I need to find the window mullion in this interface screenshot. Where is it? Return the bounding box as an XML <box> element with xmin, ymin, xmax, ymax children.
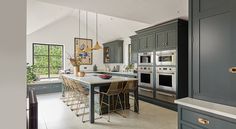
<box><xmin>48</xmin><ymin>45</ymin><xmax>50</xmax><ymax>78</ymax></box>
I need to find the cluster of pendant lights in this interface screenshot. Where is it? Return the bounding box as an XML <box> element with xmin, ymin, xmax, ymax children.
<box><xmin>77</xmin><ymin>10</ymin><xmax>102</xmax><ymax>53</ymax></box>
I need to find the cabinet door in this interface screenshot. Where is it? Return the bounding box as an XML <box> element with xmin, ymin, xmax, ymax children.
<box><xmin>166</xmin><ymin>29</ymin><xmax>177</xmax><ymax>48</ymax></box>
<box><xmin>191</xmin><ymin>0</ymin><xmax>236</xmax><ymax>106</ymax></box>
<box><xmin>115</xmin><ymin>42</ymin><xmax>123</xmax><ymax>63</ymax></box>
<box><xmin>131</xmin><ymin>38</ymin><xmax>139</xmax><ymax>63</ymax></box>
<box><xmin>181</xmin><ymin>124</ymin><xmax>204</xmax><ymax>129</ymax></box>
<box><xmin>156</xmin><ymin>31</ymin><xmax>167</xmax><ymax>49</ymax></box>
<box><xmin>146</xmin><ymin>34</ymin><xmax>155</xmax><ymax>51</ymax></box>
<box><xmin>139</xmin><ymin>36</ymin><xmax>147</xmax><ymax>52</ymax></box>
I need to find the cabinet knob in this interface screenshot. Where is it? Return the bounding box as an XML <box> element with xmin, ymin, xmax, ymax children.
<box><xmin>229</xmin><ymin>67</ymin><xmax>236</xmax><ymax>73</ymax></box>
<box><xmin>198</xmin><ymin>118</ymin><xmax>209</xmax><ymax>125</ymax></box>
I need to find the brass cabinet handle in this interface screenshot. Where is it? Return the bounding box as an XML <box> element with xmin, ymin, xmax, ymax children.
<box><xmin>198</xmin><ymin>118</ymin><xmax>209</xmax><ymax>125</ymax></box>
<box><xmin>229</xmin><ymin>67</ymin><xmax>236</xmax><ymax>73</ymax></box>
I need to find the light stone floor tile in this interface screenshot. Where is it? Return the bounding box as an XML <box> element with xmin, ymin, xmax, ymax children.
<box><xmin>37</xmin><ymin>93</ymin><xmax>178</xmax><ymax>129</ymax></box>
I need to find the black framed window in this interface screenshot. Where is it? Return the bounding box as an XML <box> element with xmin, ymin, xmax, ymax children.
<box><xmin>33</xmin><ymin>43</ymin><xmax>64</xmax><ymax>78</ymax></box>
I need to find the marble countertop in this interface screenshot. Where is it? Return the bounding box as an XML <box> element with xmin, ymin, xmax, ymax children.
<box><xmin>62</xmin><ymin>73</ymin><xmax>138</xmax><ymax>85</ymax></box>
<box><xmin>175</xmin><ymin>97</ymin><xmax>236</xmax><ymax>120</ymax></box>
<box><xmin>84</xmin><ymin>70</ymin><xmax>138</xmax><ymax>76</ymax></box>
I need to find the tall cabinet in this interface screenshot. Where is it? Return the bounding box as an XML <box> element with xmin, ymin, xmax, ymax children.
<box><xmin>177</xmin><ymin>0</ymin><xmax>236</xmax><ymax>129</ymax></box>
<box><xmin>190</xmin><ymin>0</ymin><xmax>236</xmax><ymax>107</ymax></box>
<box><xmin>130</xmin><ymin>19</ymin><xmax>189</xmax><ymax>110</ymax></box>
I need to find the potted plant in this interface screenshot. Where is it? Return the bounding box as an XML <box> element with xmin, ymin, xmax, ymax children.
<box><xmin>27</xmin><ymin>63</ymin><xmax>37</xmax><ymax>83</ymax></box>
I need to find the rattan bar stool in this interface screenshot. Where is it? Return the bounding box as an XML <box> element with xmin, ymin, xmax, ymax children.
<box><xmin>61</xmin><ymin>76</ymin><xmax>73</xmax><ymax>102</ymax></box>
<box><xmin>99</xmin><ymin>81</ymin><xmax>125</xmax><ymax>122</ymax></box>
<box><xmin>65</xmin><ymin>78</ymin><xmax>81</xmax><ymax>107</ymax></box>
<box><xmin>122</xmin><ymin>81</ymin><xmax>139</xmax><ymax>116</ymax></box>
<box><xmin>72</xmin><ymin>80</ymin><xmax>99</xmax><ymax>123</ymax></box>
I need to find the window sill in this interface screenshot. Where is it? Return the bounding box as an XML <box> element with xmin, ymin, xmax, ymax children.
<box><xmin>27</xmin><ymin>78</ymin><xmax>62</xmax><ymax>86</ymax></box>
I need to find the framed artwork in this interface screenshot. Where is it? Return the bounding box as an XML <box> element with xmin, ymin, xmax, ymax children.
<box><xmin>74</xmin><ymin>38</ymin><xmax>93</xmax><ymax>65</ymax></box>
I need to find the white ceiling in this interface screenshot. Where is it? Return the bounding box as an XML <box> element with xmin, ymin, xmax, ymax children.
<box><xmin>37</xmin><ymin>0</ymin><xmax>188</xmax><ymax>24</ymax></box>
<box><xmin>27</xmin><ymin>0</ymin><xmax>74</xmax><ymax>34</ymax></box>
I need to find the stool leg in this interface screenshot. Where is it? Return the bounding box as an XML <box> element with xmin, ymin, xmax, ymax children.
<box><xmin>108</xmin><ymin>95</ymin><xmax>110</xmax><ymax>122</ymax></box>
<box><xmin>117</xmin><ymin>94</ymin><xmax>125</xmax><ymax>117</ymax></box>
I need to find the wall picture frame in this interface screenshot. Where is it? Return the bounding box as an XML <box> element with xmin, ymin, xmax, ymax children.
<box><xmin>74</xmin><ymin>38</ymin><xmax>93</xmax><ymax>65</ymax></box>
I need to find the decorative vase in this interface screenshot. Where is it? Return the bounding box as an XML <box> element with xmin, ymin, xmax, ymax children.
<box><xmin>74</xmin><ymin>65</ymin><xmax>85</xmax><ymax>77</ymax></box>
<box><xmin>74</xmin><ymin>65</ymin><xmax>80</xmax><ymax>77</ymax></box>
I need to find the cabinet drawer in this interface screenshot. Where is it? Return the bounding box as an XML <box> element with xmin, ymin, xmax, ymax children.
<box><xmin>156</xmin><ymin>91</ymin><xmax>176</xmax><ymax>103</ymax></box>
<box><xmin>181</xmin><ymin>108</ymin><xmax>236</xmax><ymax>129</ymax></box>
<box><xmin>139</xmin><ymin>87</ymin><xmax>153</xmax><ymax>98</ymax></box>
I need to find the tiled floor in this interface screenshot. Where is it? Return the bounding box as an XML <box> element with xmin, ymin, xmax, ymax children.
<box><xmin>37</xmin><ymin>93</ymin><xmax>177</xmax><ymax>129</ymax></box>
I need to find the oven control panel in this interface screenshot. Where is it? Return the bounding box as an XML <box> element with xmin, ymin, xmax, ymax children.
<box><xmin>156</xmin><ymin>67</ymin><xmax>176</xmax><ymax>73</ymax></box>
<box><xmin>138</xmin><ymin>67</ymin><xmax>153</xmax><ymax>72</ymax></box>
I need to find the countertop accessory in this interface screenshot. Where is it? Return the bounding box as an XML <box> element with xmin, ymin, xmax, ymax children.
<box><xmin>98</xmin><ymin>74</ymin><xmax>112</xmax><ymax>79</ymax></box>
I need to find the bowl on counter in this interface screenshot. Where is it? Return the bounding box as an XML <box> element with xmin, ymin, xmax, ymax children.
<box><xmin>98</xmin><ymin>74</ymin><xmax>112</xmax><ymax>79</ymax></box>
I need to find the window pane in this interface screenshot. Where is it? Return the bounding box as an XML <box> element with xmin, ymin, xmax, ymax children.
<box><xmin>50</xmin><ymin>67</ymin><xmax>60</xmax><ymax>78</ymax></box>
<box><xmin>34</xmin><ymin>44</ymin><xmax>48</xmax><ymax>55</ymax></box>
<box><xmin>34</xmin><ymin>67</ymin><xmax>48</xmax><ymax>78</ymax></box>
<box><xmin>50</xmin><ymin>56</ymin><xmax>62</xmax><ymax>68</ymax></box>
<box><xmin>50</xmin><ymin>45</ymin><xmax>62</xmax><ymax>55</ymax></box>
<box><xmin>34</xmin><ymin>56</ymin><xmax>48</xmax><ymax>67</ymax></box>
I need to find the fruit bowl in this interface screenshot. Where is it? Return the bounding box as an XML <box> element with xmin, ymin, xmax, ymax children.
<box><xmin>98</xmin><ymin>74</ymin><xmax>112</xmax><ymax>79</ymax></box>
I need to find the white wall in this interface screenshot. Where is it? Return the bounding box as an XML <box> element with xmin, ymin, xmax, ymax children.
<box><xmin>27</xmin><ymin>11</ymin><xmax>148</xmax><ymax>72</ymax></box>
<box><xmin>0</xmin><ymin>0</ymin><xmax>26</xmax><ymax>129</ymax></box>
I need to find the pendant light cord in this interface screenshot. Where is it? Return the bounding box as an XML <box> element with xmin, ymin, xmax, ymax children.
<box><xmin>78</xmin><ymin>10</ymin><xmax>80</xmax><ymax>38</ymax></box>
<box><xmin>96</xmin><ymin>13</ymin><xmax>98</xmax><ymax>42</ymax></box>
<box><xmin>86</xmin><ymin>11</ymin><xmax>88</xmax><ymax>40</ymax></box>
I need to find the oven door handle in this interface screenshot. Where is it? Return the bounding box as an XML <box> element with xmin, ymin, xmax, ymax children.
<box><xmin>138</xmin><ymin>71</ymin><xmax>153</xmax><ymax>73</ymax></box>
<box><xmin>140</xmin><ymin>88</ymin><xmax>153</xmax><ymax>92</ymax></box>
<box><xmin>157</xmin><ymin>72</ymin><xmax>175</xmax><ymax>74</ymax></box>
<box><xmin>158</xmin><ymin>91</ymin><xmax>175</xmax><ymax>97</ymax></box>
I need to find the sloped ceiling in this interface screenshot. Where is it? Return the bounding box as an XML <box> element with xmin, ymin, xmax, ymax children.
<box><xmin>27</xmin><ymin>0</ymin><xmax>73</xmax><ymax>34</ymax></box>
<box><xmin>27</xmin><ymin>0</ymin><xmax>188</xmax><ymax>41</ymax></box>
<box><xmin>27</xmin><ymin>0</ymin><xmax>149</xmax><ymax>40</ymax></box>
<box><xmin>37</xmin><ymin>0</ymin><xmax>188</xmax><ymax>24</ymax></box>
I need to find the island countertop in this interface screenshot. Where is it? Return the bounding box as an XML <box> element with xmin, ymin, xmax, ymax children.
<box><xmin>62</xmin><ymin>73</ymin><xmax>138</xmax><ymax>85</ymax></box>
<box><xmin>83</xmin><ymin>71</ymin><xmax>138</xmax><ymax>77</ymax></box>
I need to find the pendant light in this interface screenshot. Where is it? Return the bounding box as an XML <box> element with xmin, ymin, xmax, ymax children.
<box><xmin>76</xmin><ymin>10</ymin><xmax>83</xmax><ymax>53</ymax></box>
<box><xmin>84</xmin><ymin>11</ymin><xmax>92</xmax><ymax>52</ymax></box>
<box><xmin>92</xmin><ymin>13</ymin><xmax>102</xmax><ymax>50</ymax></box>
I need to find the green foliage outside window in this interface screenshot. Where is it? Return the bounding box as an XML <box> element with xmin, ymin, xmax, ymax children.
<box><xmin>27</xmin><ymin>63</ymin><xmax>37</xmax><ymax>83</ymax></box>
<box><xmin>33</xmin><ymin>44</ymin><xmax>63</xmax><ymax>78</ymax></box>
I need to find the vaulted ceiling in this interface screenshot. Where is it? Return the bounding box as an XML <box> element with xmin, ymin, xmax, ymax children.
<box><xmin>37</xmin><ymin>0</ymin><xmax>188</xmax><ymax>24</ymax></box>
<box><xmin>27</xmin><ymin>0</ymin><xmax>188</xmax><ymax>40</ymax></box>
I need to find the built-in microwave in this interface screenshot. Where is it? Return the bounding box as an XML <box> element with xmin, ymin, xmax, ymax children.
<box><xmin>156</xmin><ymin>50</ymin><xmax>176</xmax><ymax>66</ymax></box>
<box><xmin>138</xmin><ymin>52</ymin><xmax>154</xmax><ymax>65</ymax></box>
<box><xmin>156</xmin><ymin>66</ymin><xmax>176</xmax><ymax>92</ymax></box>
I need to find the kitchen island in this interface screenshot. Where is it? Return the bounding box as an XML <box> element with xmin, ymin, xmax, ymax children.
<box><xmin>62</xmin><ymin>73</ymin><xmax>139</xmax><ymax>123</ymax></box>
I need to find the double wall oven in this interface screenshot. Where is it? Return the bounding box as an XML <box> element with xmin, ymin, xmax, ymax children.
<box><xmin>155</xmin><ymin>49</ymin><xmax>177</xmax><ymax>103</ymax></box>
<box><xmin>156</xmin><ymin>66</ymin><xmax>176</xmax><ymax>92</ymax></box>
<box><xmin>138</xmin><ymin>66</ymin><xmax>154</xmax><ymax>98</ymax></box>
<box><xmin>138</xmin><ymin>66</ymin><xmax>153</xmax><ymax>87</ymax></box>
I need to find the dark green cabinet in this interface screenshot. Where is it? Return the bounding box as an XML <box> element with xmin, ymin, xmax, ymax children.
<box><xmin>130</xmin><ymin>35</ymin><xmax>139</xmax><ymax>63</ymax></box>
<box><xmin>103</xmin><ymin>40</ymin><xmax>123</xmax><ymax>63</ymax></box>
<box><xmin>190</xmin><ymin>0</ymin><xmax>236</xmax><ymax>106</ymax></box>
<box><xmin>156</xmin><ymin>29</ymin><xmax>177</xmax><ymax>49</ymax></box>
<box><xmin>178</xmin><ymin>106</ymin><xmax>236</xmax><ymax>129</ymax></box>
<box><xmin>181</xmin><ymin>124</ymin><xmax>203</xmax><ymax>129</ymax></box>
<box><xmin>177</xmin><ymin>1</ymin><xmax>236</xmax><ymax>129</ymax></box>
<box><xmin>138</xmin><ymin>33</ymin><xmax>155</xmax><ymax>52</ymax></box>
